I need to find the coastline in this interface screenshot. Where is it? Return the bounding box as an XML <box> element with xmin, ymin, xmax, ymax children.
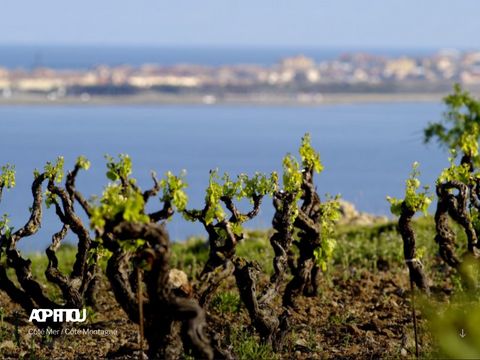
<box><xmin>0</xmin><ymin>92</ymin><xmax>449</xmax><ymax>106</ymax></box>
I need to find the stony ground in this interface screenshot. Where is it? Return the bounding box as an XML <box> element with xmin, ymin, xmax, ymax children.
<box><xmin>0</xmin><ymin>217</ymin><xmax>461</xmax><ymax>359</ymax></box>
<box><xmin>0</xmin><ymin>265</ymin><xmax>433</xmax><ymax>359</ymax></box>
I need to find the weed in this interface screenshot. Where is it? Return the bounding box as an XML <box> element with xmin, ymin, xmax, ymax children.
<box><xmin>211</xmin><ymin>291</ymin><xmax>241</xmax><ymax>314</ymax></box>
<box><xmin>229</xmin><ymin>327</ymin><xmax>277</xmax><ymax>360</ymax></box>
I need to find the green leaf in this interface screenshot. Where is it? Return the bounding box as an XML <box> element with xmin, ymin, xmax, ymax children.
<box><xmin>44</xmin><ymin>156</ymin><xmax>64</xmax><ymax>183</ymax></box>
<box><xmin>282</xmin><ymin>154</ymin><xmax>302</xmax><ymax>194</ymax></box>
<box><xmin>0</xmin><ymin>213</ymin><xmax>12</xmax><ymax>239</ymax></box>
<box><xmin>106</xmin><ymin>170</ymin><xmax>118</xmax><ymax>181</ymax></box>
<box><xmin>425</xmin><ymin>84</ymin><xmax>480</xmax><ymax>161</ymax></box>
<box><xmin>299</xmin><ymin>133</ymin><xmax>324</xmax><ymax>173</ymax></box>
<box><xmin>387</xmin><ymin>162</ymin><xmax>432</xmax><ymax>216</ymax></box>
<box><xmin>160</xmin><ymin>170</ymin><xmax>189</xmax><ymax>211</ymax></box>
<box><xmin>76</xmin><ymin>155</ymin><xmax>91</xmax><ymax>170</ymax></box>
<box><xmin>438</xmin><ymin>152</ymin><xmax>473</xmax><ymax>185</ymax></box>
<box><xmin>0</xmin><ymin>164</ymin><xmax>16</xmax><ymax>189</ymax></box>
<box><xmin>105</xmin><ymin>154</ymin><xmax>132</xmax><ymax>181</ymax></box>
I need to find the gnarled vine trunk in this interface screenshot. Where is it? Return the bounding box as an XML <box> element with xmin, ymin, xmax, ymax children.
<box><xmin>284</xmin><ymin>169</ymin><xmax>322</xmax><ymax>307</ymax></box>
<box><xmin>398</xmin><ymin>203</ymin><xmax>430</xmax><ymax>293</ymax></box>
<box><xmin>0</xmin><ymin>166</ymin><xmax>97</xmax><ymax>330</ymax></box>
<box><xmin>101</xmin><ymin>221</ymin><xmax>213</xmax><ymax>360</ymax></box>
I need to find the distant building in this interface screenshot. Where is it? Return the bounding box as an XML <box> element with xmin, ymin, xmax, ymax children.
<box><xmin>280</xmin><ymin>55</ymin><xmax>316</xmax><ymax>70</ymax></box>
<box><xmin>383</xmin><ymin>57</ymin><xmax>417</xmax><ymax>80</ymax></box>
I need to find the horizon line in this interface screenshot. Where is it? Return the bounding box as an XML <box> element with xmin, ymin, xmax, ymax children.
<box><xmin>0</xmin><ymin>42</ymin><xmax>474</xmax><ymax>51</ymax></box>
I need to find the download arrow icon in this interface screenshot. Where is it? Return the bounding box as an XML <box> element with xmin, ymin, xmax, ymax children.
<box><xmin>460</xmin><ymin>329</ymin><xmax>466</xmax><ymax>338</ymax></box>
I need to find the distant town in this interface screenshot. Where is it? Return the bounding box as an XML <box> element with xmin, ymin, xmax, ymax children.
<box><xmin>2</xmin><ymin>50</ymin><xmax>480</xmax><ymax>105</ymax></box>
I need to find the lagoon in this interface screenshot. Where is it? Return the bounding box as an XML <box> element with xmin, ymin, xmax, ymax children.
<box><xmin>0</xmin><ymin>103</ymin><xmax>446</xmax><ymax>251</ymax></box>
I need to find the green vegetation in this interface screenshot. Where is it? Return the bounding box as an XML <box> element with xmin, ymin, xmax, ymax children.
<box><xmin>0</xmin><ymin>132</ymin><xmax>350</xmax><ymax>358</ymax></box>
<box><xmin>392</xmin><ymin>84</ymin><xmax>480</xmax><ymax>358</ymax></box>
<box><xmin>387</xmin><ymin>162</ymin><xmax>432</xmax><ymax>216</ymax></box>
<box><xmin>5</xmin><ymin>86</ymin><xmax>480</xmax><ymax>358</ymax></box>
<box><xmin>15</xmin><ymin>216</ymin><xmax>440</xmax><ymax>358</ymax></box>
<box><xmin>28</xmin><ymin>221</ymin><xmax>421</xmax><ymax>293</ymax></box>
<box><xmin>4</xmin><ymin>205</ymin><xmax>468</xmax><ymax>359</ymax></box>
<box><xmin>425</xmin><ymin>83</ymin><xmax>480</xmax><ymax>163</ymax></box>
<box><xmin>227</xmin><ymin>327</ymin><xmax>278</xmax><ymax>360</ymax></box>
<box><xmin>210</xmin><ymin>291</ymin><xmax>241</xmax><ymax>315</ymax></box>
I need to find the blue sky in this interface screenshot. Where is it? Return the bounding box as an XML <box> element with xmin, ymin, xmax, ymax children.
<box><xmin>1</xmin><ymin>0</ymin><xmax>479</xmax><ymax>48</ymax></box>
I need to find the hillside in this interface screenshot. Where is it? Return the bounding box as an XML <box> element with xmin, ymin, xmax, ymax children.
<box><xmin>0</xmin><ymin>216</ymin><xmax>462</xmax><ymax>359</ymax></box>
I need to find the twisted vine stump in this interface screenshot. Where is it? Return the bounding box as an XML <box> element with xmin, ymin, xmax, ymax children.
<box><xmin>469</xmin><ymin>178</ymin><xmax>480</xmax><ymax>243</ymax></box>
<box><xmin>225</xmin><ymin>190</ymin><xmax>300</xmax><ymax>350</ymax></box>
<box><xmin>186</xmin><ymin>181</ymin><xmax>293</xmax><ymax>349</ymax></box>
<box><xmin>434</xmin><ymin>185</ymin><xmax>462</xmax><ymax>268</ymax></box>
<box><xmin>435</xmin><ymin>181</ymin><xmax>480</xmax><ymax>288</ymax></box>
<box><xmin>102</xmin><ymin>221</ymin><xmax>213</xmax><ymax>360</ymax></box>
<box><xmin>398</xmin><ymin>202</ymin><xmax>430</xmax><ymax>293</ymax></box>
<box><xmin>396</xmin><ymin>199</ymin><xmax>431</xmax><ymax>359</ymax></box>
<box><xmin>233</xmin><ymin>258</ymin><xmax>280</xmax><ymax>344</ymax></box>
<box><xmin>0</xmin><ymin>164</ymin><xmax>97</xmax><ymax>330</ymax></box>
<box><xmin>185</xmin><ymin>192</ymin><xmax>264</xmax><ymax>307</ymax></box>
<box><xmin>435</xmin><ymin>181</ymin><xmax>478</xmax><ymax>260</ymax></box>
<box><xmin>269</xmin><ymin>191</ymin><xmax>297</xmax><ymax>293</ymax></box>
<box><xmin>398</xmin><ymin>203</ymin><xmax>428</xmax><ymax>359</ymax></box>
<box><xmin>284</xmin><ymin>169</ymin><xmax>322</xmax><ymax>307</ymax></box>
<box><xmin>186</xmin><ymin>213</ymin><xmax>239</xmax><ymax>307</ymax></box>
<box><xmin>87</xmin><ymin>160</ymin><xmax>213</xmax><ymax>359</ymax></box>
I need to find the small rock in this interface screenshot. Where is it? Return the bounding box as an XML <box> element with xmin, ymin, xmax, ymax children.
<box><xmin>294</xmin><ymin>338</ymin><xmax>313</xmax><ymax>353</ymax></box>
<box><xmin>400</xmin><ymin>348</ymin><xmax>408</xmax><ymax>357</ymax></box>
<box><xmin>168</xmin><ymin>269</ymin><xmax>193</xmax><ymax>297</ymax></box>
<box><xmin>0</xmin><ymin>340</ymin><xmax>15</xmax><ymax>350</ymax></box>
